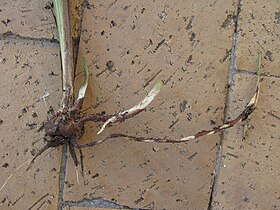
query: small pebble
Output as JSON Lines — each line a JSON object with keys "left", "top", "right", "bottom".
{"left": 106, "top": 60, "right": 114, "bottom": 71}
{"left": 153, "top": 147, "right": 160, "bottom": 152}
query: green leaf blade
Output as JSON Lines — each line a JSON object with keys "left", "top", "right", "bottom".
{"left": 77, "top": 57, "right": 89, "bottom": 100}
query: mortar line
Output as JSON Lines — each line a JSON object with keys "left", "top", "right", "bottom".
{"left": 237, "top": 69, "right": 280, "bottom": 78}
{"left": 207, "top": 0, "right": 243, "bottom": 209}
{"left": 61, "top": 199, "right": 135, "bottom": 209}
{"left": 0, "top": 32, "right": 59, "bottom": 44}
{"left": 58, "top": 145, "right": 68, "bottom": 210}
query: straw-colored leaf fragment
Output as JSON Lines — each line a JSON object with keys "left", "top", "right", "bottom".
{"left": 53, "top": 0, "right": 74, "bottom": 108}
{"left": 97, "top": 81, "right": 163, "bottom": 134}
{"left": 247, "top": 50, "right": 261, "bottom": 107}
{"left": 175, "top": 51, "right": 261, "bottom": 141}
{"left": 78, "top": 53, "right": 261, "bottom": 148}
{"left": 77, "top": 57, "right": 89, "bottom": 100}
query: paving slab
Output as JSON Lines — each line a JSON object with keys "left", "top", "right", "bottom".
{"left": 212, "top": 73, "right": 280, "bottom": 209}
{"left": 0, "top": 0, "right": 58, "bottom": 39}
{"left": 236, "top": 0, "right": 280, "bottom": 75}
{"left": 63, "top": 0, "right": 237, "bottom": 209}
{"left": 0, "top": 0, "right": 84, "bottom": 41}
{"left": 0, "top": 39, "right": 62, "bottom": 209}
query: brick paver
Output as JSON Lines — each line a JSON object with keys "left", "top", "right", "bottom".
{"left": 0, "top": 0, "right": 57, "bottom": 39}
{"left": 63, "top": 0, "right": 236, "bottom": 209}
{"left": 236, "top": 0, "right": 279, "bottom": 74}
{"left": 212, "top": 74, "right": 280, "bottom": 210}
{"left": 0, "top": 39, "right": 62, "bottom": 209}
{"left": 0, "top": 0, "right": 279, "bottom": 209}
{"left": 211, "top": 1, "right": 280, "bottom": 209}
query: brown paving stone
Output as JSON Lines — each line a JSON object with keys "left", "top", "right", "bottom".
{"left": 63, "top": 0, "right": 238, "bottom": 209}
{"left": 0, "top": 0, "right": 85, "bottom": 41}
{"left": 0, "top": 39, "right": 62, "bottom": 209}
{"left": 0, "top": 0, "right": 57, "bottom": 39}
{"left": 212, "top": 74, "right": 280, "bottom": 209}
{"left": 236, "top": 0, "right": 280, "bottom": 74}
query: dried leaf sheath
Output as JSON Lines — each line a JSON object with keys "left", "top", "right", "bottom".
{"left": 76, "top": 89, "right": 260, "bottom": 147}
{"left": 32, "top": 0, "right": 261, "bottom": 171}
{"left": 53, "top": 0, "right": 74, "bottom": 108}
{"left": 77, "top": 54, "right": 261, "bottom": 148}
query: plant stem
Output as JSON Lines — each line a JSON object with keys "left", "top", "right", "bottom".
{"left": 53, "top": 0, "right": 74, "bottom": 108}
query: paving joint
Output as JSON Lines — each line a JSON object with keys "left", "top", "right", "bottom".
{"left": 0, "top": 31, "right": 59, "bottom": 45}
{"left": 237, "top": 69, "right": 280, "bottom": 79}
{"left": 58, "top": 145, "right": 68, "bottom": 210}
{"left": 58, "top": 145, "right": 133, "bottom": 209}
{"left": 61, "top": 198, "right": 133, "bottom": 209}
{"left": 58, "top": 146, "right": 136, "bottom": 210}
{"left": 207, "top": 0, "right": 243, "bottom": 209}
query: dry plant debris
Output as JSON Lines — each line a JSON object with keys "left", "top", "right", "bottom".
{"left": 27, "top": 1, "right": 261, "bottom": 173}
{"left": 0, "top": 0, "right": 262, "bottom": 190}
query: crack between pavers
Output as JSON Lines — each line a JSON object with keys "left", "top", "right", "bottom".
{"left": 0, "top": 31, "right": 59, "bottom": 44}
{"left": 227, "top": 0, "right": 242, "bottom": 86}
{"left": 207, "top": 0, "right": 243, "bottom": 209}
{"left": 237, "top": 69, "right": 280, "bottom": 78}
{"left": 58, "top": 145, "right": 68, "bottom": 210}
{"left": 60, "top": 198, "right": 139, "bottom": 209}
{"left": 57, "top": 148, "right": 145, "bottom": 210}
